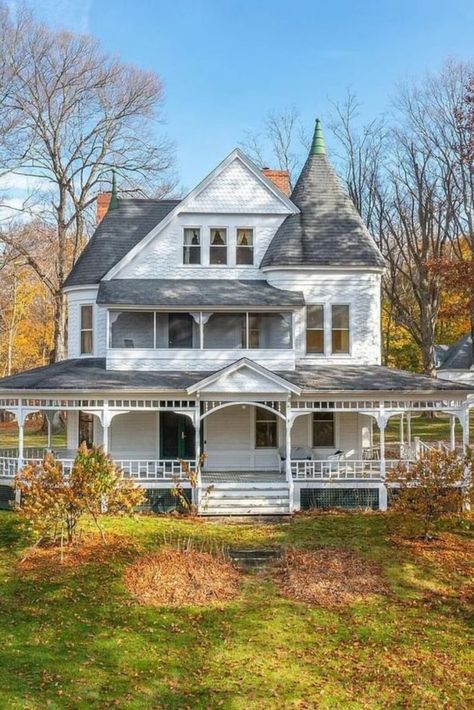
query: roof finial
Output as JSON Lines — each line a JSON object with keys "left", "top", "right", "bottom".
{"left": 109, "top": 169, "right": 119, "bottom": 211}
{"left": 310, "top": 118, "right": 325, "bottom": 155}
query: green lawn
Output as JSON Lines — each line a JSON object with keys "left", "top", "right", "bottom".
{"left": 0, "top": 511, "right": 472, "bottom": 709}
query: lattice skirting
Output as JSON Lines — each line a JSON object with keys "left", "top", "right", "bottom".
{"left": 300, "top": 487, "right": 380, "bottom": 511}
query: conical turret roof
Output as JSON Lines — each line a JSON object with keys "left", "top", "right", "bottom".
{"left": 261, "top": 120, "right": 385, "bottom": 269}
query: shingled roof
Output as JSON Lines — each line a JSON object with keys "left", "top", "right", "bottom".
{"left": 436, "top": 335, "right": 473, "bottom": 370}
{"left": 64, "top": 198, "right": 180, "bottom": 287}
{"left": 261, "top": 120, "right": 385, "bottom": 269}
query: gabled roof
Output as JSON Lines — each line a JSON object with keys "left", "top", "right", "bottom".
{"left": 97, "top": 279, "right": 304, "bottom": 307}
{"left": 436, "top": 335, "right": 473, "bottom": 371}
{"left": 64, "top": 199, "right": 180, "bottom": 287}
{"left": 261, "top": 120, "right": 386, "bottom": 270}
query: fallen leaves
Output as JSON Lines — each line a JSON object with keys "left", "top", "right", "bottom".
{"left": 124, "top": 547, "right": 241, "bottom": 607}
{"left": 275, "top": 548, "right": 388, "bottom": 607}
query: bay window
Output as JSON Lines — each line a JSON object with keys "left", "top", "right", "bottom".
{"left": 236, "top": 228, "right": 254, "bottom": 265}
{"left": 210, "top": 228, "right": 227, "bottom": 264}
{"left": 331, "top": 305, "right": 350, "bottom": 354}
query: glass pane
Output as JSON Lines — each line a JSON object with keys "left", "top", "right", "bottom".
{"left": 211, "top": 228, "right": 227, "bottom": 245}
{"left": 332, "top": 305, "right": 349, "bottom": 329}
{"left": 81, "top": 330, "right": 93, "bottom": 355}
{"left": 183, "top": 228, "right": 200, "bottom": 245}
{"left": 248, "top": 313, "right": 291, "bottom": 349}
{"left": 204, "top": 313, "right": 246, "bottom": 348}
{"left": 79, "top": 412, "right": 94, "bottom": 448}
{"left": 183, "top": 245, "right": 201, "bottom": 264}
{"left": 236, "top": 247, "right": 254, "bottom": 265}
{"left": 307, "top": 305, "right": 323, "bottom": 329}
{"left": 332, "top": 329, "right": 350, "bottom": 354}
{"left": 313, "top": 414, "right": 335, "bottom": 447}
{"left": 155, "top": 313, "right": 199, "bottom": 348}
{"left": 237, "top": 229, "right": 253, "bottom": 246}
{"left": 255, "top": 422, "right": 277, "bottom": 448}
{"left": 210, "top": 246, "right": 227, "bottom": 265}
{"left": 81, "top": 305, "right": 92, "bottom": 329}
{"left": 306, "top": 330, "right": 324, "bottom": 354}
{"left": 109, "top": 311, "right": 154, "bottom": 348}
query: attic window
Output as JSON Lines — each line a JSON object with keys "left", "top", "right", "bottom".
{"left": 210, "top": 228, "right": 227, "bottom": 265}
{"left": 236, "top": 228, "right": 254, "bottom": 265}
{"left": 183, "top": 228, "right": 201, "bottom": 264}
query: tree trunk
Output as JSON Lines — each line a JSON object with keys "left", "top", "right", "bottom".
{"left": 50, "top": 290, "right": 67, "bottom": 363}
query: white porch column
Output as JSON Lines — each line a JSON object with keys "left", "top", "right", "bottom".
{"left": 285, "top": 408, "right": 294, "bottom": 513}
{"left": 399, "top": 413, "right": 404, "bottom": 445}
{"left": 16, "top": 400, "right": 25, "bottom": 471}
{"left": 459, "top": 409, "right": 470, "bottom": 452}
{"left": 376, "top": 409, "right": 388, "bottom": 479}
{"left": 407, "top": 412, "right": 412, "bottom": 446}
{"left": 450, "top": 414, "right": 456, "bottom": 451}
{"left": 194, "top": 405, "right": 202, "bottom": 510}
{"left": 100, "top": 401, "right": 111, "bottom": 455}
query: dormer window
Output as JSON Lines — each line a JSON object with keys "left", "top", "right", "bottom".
{"left": 210, "top": 228, "right": 227, "bottom": 265}
{"left": 183, "top": 228, "right": 201, "bottom": 264}
{"left": 236, "top": 228, "right": 254, "bottom": 265}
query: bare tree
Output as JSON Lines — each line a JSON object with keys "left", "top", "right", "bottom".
{"left": 240, "top": 106, "right": 308, "bottom": 188}
{"left": 0, "top": 4, "right": 176, "bottom": 361}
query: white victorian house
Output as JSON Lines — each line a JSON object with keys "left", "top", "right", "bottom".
{"left": 0, "top": 121, "right": 472, "bottom": 514}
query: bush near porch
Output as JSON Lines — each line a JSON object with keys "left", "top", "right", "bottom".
{"left": 0, "top": 511, "right": 472, "bottom": 708}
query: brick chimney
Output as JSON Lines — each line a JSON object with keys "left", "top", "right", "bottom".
{"left": 261, "top": 168, "right": 290, "bottom": 196}
{"left": 96, "top": 192, "right": 112, "bottom": 224}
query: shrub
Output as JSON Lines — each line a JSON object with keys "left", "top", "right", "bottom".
{"left": 386, "top": 448, "right": 473, "bottom": 539}
{"left": 14, "top": 443, "right": 145, "bottom": 546}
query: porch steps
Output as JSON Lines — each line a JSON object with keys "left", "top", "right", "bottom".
{"left": 200, "top": 481, "right": 290, "bottom": 516}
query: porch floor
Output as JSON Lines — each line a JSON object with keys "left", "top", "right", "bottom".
{"left": 202, "top": 470, "right": 284, "bottom": 483}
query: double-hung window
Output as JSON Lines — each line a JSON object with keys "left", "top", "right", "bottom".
{"left": 236, "top": 228, "right": 254, "bottom": 265}
{"left": 313, "top": 413, "right": 335, "bottom": 447}
{"left": 306, "top": 305, "right": 324, "bottom": 354}
{"left": 80, "top": 305, "right": 93, "bottom": 355}
{"left": 331, "top": 305, "right": 350, "bottom": 354}
{"left": 210, "top": 228, "right": 227, "bottom": 264}
{"left": 183, "top": 228, "right": 201, "bottom": 264}
{"left": 255, "top": 407, "right": 278, "bottom": 448}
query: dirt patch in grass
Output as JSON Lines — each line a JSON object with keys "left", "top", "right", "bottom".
{"left": 276, "top": 548, "right": 388, "bottom": 607}
{"left": 17, "top": 534, "right": 137, "bottom": 574}
{"left": 124, "top": 547, "right": 242, "bottom": 607}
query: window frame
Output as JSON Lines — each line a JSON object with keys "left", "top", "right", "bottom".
{"left": 236, "top": 227, "right": 254, "bottom": 266}
{"left": 312, "top": 412, "right": 336, "bottom": 448}
{"left": 254, "top": 406, "right": 278, "bottom": 449}
{"left": 182, "top": 227, "right": 201, "bottom": 265}
{"left": 209, "top": 227, "right": 228, "bottom": 265}
{"left": 331, "top": 304, "right": 351, "bottom": 355}
{"left": 80, "top": 304, "right": 94, "bottom": 355}
{"left": 305, "top": 304, "right": 325, "bottom": 355}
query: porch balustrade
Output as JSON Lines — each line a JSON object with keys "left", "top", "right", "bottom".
{"left": 290, "top": 459, "right": 404, "bottom": 481}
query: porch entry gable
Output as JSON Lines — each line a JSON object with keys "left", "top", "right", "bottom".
{"left": 187, "top": 358, "right": 301, "bottom": 397}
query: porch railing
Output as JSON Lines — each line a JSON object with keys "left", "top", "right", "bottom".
{"left": 290, "top": 459, "right": 405, "bottom": 481}
{"left": 0, "top": 456, "right": 194, "bottom": 481}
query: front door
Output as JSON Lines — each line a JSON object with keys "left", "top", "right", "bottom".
{"left": 160, "top": 412, "right": 195, "bottom": 459}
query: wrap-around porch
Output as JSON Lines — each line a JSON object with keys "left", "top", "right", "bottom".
{"left": 0, "top": 391, "right": 471, "bottom": 512}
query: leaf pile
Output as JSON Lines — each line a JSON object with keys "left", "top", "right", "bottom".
{"left": 124, "top": 547, "right": 241, "bottom": 607}
{"left": 276, "top": 548, "right": 388, "bottom": 607}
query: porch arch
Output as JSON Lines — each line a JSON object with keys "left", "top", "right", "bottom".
{"left": 200, "top": 401, "right": 286, "bottom": 422}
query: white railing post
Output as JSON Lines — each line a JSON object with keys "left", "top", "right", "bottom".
{"left": 450, "top": 415, "right": 456, "bottom": 451}
{"left": 194, "top": 405, "right": 202, "bottom": 510}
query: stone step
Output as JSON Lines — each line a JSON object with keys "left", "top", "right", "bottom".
{"left": 201, "top": 506, "right": 290, "bottom": 516}
{"left": 204, "top": 489, "right": 289, "bottom": 499}
{"left": 202, "top": 481, "right": 289, "bottom": 491}
{"left": 204, "top": 496, "right": 290, "bottom": 506}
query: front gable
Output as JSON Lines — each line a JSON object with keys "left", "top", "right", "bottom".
{"left": 187, "top": 359, "right": 301, "bottom": 396}
{"left": 183, "top": 155, "right": 292, "bottom": 215}
{"left": 105, "top": 150, "right": 298, "bottom": 281}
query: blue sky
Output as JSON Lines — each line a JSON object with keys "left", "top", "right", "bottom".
{"left": 22, "top": 0, "right": 474, "bottom": 187}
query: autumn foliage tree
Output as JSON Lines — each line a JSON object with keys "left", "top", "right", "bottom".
{"left": 386, "top": 449, "right": 473, "bottom": 539}
{"left": 14, "top": 444, "right": 145, "bottom": 546}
